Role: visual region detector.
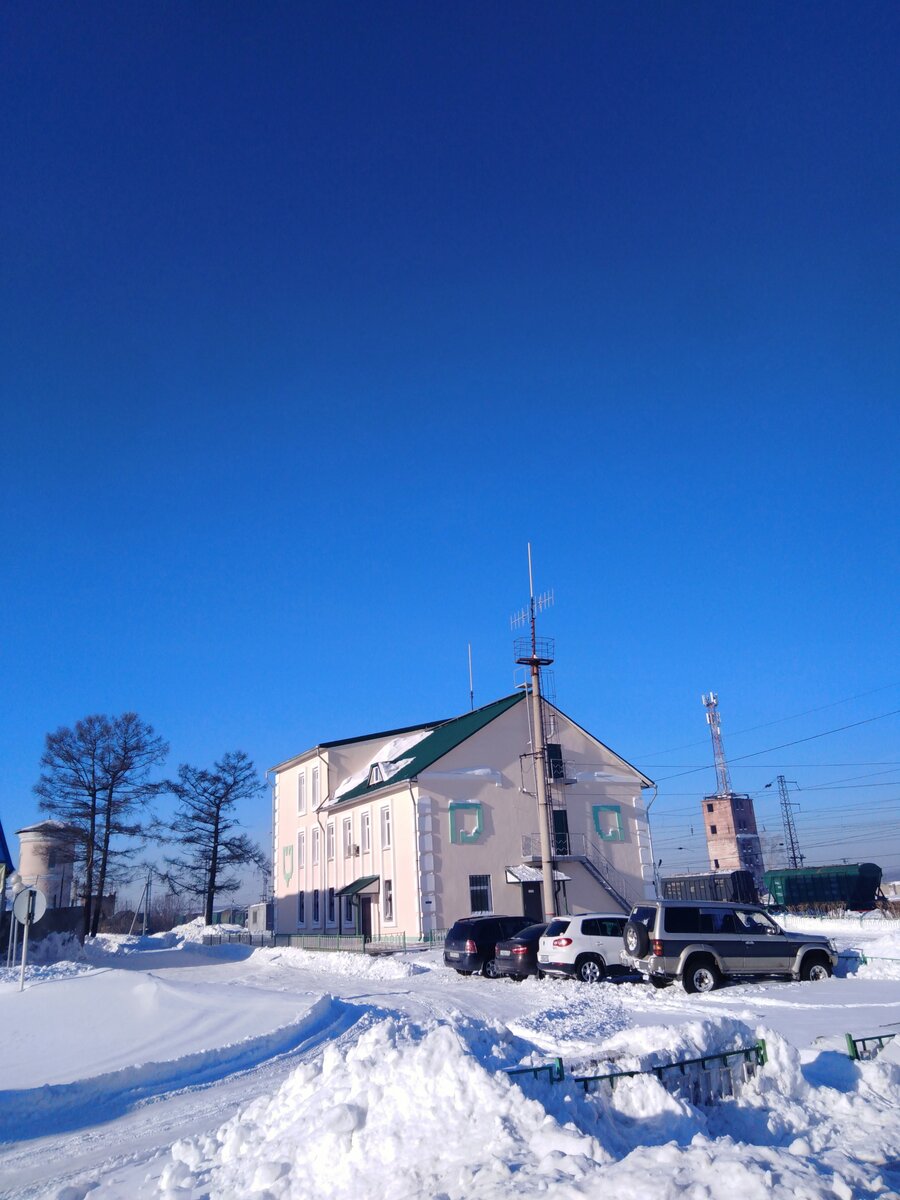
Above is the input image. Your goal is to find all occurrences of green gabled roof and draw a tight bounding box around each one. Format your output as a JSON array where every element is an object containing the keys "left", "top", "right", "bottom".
[{"left": 333, "top": 692, "right": 526, "bottom": 804}]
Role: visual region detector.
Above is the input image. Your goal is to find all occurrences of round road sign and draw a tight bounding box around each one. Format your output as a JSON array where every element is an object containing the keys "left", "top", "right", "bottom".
[{"left": 13, "top": 887, "right": 47, "bottom": 925}]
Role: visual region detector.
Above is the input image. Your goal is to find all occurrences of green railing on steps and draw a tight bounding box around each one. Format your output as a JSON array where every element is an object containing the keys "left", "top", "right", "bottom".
[{"left": 845, "top": 1031, "right": 897, "bottom": 1060}]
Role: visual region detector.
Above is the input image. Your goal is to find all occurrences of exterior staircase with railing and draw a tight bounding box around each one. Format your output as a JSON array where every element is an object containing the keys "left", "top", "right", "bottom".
[{"left": 521, "top": 832, "right": 638, "bottom": 913}]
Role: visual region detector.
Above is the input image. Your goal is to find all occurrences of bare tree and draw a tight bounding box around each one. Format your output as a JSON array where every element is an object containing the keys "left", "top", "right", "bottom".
[
  {"left": 161, "top": 751, "right": 266, "bottom": 925},
  {"left": 34, "top": 713, "right": 168, "bottom": 939}
]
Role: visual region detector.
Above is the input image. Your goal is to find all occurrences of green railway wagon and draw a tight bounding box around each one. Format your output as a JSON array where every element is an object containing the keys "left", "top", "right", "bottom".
[{"left": 763, "top": 863, "right": 882, "bottom": 911}]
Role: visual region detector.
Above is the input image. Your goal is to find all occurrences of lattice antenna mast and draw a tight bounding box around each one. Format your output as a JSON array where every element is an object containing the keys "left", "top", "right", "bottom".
[
  {"left": 702, "top": 692, "right": 732, "bottom": 797},
  {"left": 775, "top": 775, "right": 803, "bottom": 869}
]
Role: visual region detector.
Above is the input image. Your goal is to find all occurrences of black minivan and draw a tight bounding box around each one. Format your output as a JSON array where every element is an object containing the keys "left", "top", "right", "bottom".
[{"left": 443, "top": 914, "right": 532, "bottom": 976}]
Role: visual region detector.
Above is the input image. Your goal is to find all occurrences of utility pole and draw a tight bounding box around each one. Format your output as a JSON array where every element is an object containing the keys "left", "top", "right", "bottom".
[
  {"left": 772, "top": 775, "right": 803, "bottom": 869},
  {"left": 512, "top": 544, "right": 556, "bottom": 920}
]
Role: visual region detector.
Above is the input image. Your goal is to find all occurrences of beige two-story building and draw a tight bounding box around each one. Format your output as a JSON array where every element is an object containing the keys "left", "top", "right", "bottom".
[{"left": 271, "top": 692, "right": 655, "bottom": 941}]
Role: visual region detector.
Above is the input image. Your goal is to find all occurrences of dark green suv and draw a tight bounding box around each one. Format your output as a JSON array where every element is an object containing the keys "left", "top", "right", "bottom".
[{"left": 621, "top": 899, "right": 838, "bottom": 993}]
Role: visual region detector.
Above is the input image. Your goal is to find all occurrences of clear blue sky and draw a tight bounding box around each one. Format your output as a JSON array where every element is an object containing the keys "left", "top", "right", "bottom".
[{"left": 2, "top": 4, "right": 898, "bottom": 891}]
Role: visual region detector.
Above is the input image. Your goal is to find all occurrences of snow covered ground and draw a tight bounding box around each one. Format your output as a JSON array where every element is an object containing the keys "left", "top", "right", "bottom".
[{"left": 1, "top": 916, "right": 899, "bottom": 1199}]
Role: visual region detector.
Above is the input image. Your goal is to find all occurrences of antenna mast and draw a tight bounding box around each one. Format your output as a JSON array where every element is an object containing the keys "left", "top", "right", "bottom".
[
  {"left": 467, "top": 643, "right": 474, "bottom": 712},
  {"left": 702, "top": 692, "right": 732, "bottom": 796},
  {"left": 512, "top": 543, "right": 556, "bottom": 920}
]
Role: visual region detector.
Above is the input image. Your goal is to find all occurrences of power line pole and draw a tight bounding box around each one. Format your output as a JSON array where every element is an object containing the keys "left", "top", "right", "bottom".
[
  {"left": 774, "top": 775, "right": 804, "bottom": 869},
  {"left": 512, "top": 544, "right": 556, "bottom": 920}
]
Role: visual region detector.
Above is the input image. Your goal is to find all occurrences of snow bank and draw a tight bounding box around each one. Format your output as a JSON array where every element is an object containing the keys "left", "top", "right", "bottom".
[
  {"left": 254, "top": 944, "right": 430, "bottom": 981},
  {"left": 157, "top": 1013, "right": 900, "bottom": 1200}
]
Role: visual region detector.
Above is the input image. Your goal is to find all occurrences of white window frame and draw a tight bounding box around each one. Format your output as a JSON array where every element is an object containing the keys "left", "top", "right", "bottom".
[
  {"left": 297, "top": 889, "right": 305, "bottom": 926},
  {"left": 297, "top": 830, "right": 305, "bottom": 870},
  {"left": 327, "top": 886, "right": 336, "bottom": 925},
  {"left": 312, "top": 888, "right": 320, "bottom": 924},
  {"left": 361, "top": 812, "right": 371, "bottom": 854},
  {"left": 312, "top": 827, "right": 320, "bottom": 866},
  {"left": 327, "top": 822, "right": 335, "bottom": 862},
  {"left": 383, "top": 878, "right": 394, "bottom": 922},
  {"left": 343, "top": 818, "right": 353, "bottom": 858},
  {"left": 312, "top": 765, "right": 320, "bottom": 808},
  {"left": 297, "top": 771, "right": 306, "bottom": 815},
  {"left": 380, "top": 806, "right": 392, "bottom": 850}
]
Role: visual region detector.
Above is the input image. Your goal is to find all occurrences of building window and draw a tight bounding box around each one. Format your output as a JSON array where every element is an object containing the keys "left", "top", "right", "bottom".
[
  {"left": 298, "top": 772, "right": 306, "bottom": 814},
  {"left": 312, "top": 765, "right": 320, "bottom": 807},
  {"left": 313, "top": 888, "right": 320, "bottom": 923},
  {"left": 344, "top": 896, "right": 354, "bottom": 926},
  {"left": 328, "top": 887, "right": 336, "bottom": 923},
  {"left": 298, "top": 830, "right": 305, "bottom": 870},
  {"left": 361, "top": 812, "right": 371, "bottom": 853},
  {"left": 343, "top": 818, "right": 353, "bottom": 858},
  {"left": 706, "top": 803, "right": 714, "bottom": 813},
  {"left": 710, "top": 825, "right": 717, "bottom": 835},
  {"left": 312, "top": 827, "right": 320, "bottom": 865},
  {"left": 381, "top": 806, "right": 392, "bottom": 849},
  {"left": 713, "top": 859, "right": 720, "bottom": 869},
  {"left": 383, "top": 878, "right": 393, "bottom": 921},
  {"left": 469, "top": 874, "right": 492, "bottom": 914},
  {"left": 298, "top": 891, "right": 305, "bottom": 925},
  {"left": 327, "top": 822, "right": 335, "bottom": 861}
]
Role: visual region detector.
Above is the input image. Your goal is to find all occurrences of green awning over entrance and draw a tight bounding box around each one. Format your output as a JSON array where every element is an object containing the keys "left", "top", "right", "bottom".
[{"left": 335, "top": 875, "right": 380, "bottom": 898}]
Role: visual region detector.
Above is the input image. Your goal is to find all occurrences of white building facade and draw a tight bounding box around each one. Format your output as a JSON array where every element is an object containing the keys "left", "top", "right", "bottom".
[{"left": 271, "top": 693, "right": 655, "bottom": 941}]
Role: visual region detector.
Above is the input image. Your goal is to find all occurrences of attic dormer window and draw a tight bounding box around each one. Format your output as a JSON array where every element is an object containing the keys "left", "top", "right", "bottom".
[{"left": 369, "top": 764, "right": 383, "bottom": 785}]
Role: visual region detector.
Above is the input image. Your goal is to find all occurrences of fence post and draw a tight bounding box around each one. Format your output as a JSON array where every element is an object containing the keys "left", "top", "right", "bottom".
[{"left": 845, "top": 1033, "right": 859, "bottom": 1060}]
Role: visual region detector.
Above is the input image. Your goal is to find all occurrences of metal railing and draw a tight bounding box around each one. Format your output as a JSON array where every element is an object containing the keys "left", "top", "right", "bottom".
[
  {"left": 573, "top": 1041, "right": 768, "bottom": 1103},
  {"left": 845, "top": 1031, "right": 897, "bottom": 1060},
  {"left": 521, "top": 832, "right": 637, "bottom": 911},
  {"left": 500, "top": 1041, "right": 768, "bottom": 1107}
]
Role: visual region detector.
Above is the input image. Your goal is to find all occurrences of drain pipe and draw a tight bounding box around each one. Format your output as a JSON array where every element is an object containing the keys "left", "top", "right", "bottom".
[{"left": 408, "top": 779, "right": 423, "bottom": 941}]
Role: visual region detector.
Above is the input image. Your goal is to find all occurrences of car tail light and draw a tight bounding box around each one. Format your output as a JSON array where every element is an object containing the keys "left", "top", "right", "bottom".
[
  {"left": 464, "top": 939, "right": 477, "bottom": 953},
  {"left": 553, "top": 937, "right": 573, "bottom": 947},
  {"left": 511, "top": 945, "right": 528, "bottom": 956},
  {"left": 652, "top": 940, "right": 664, "bottom": 957}
]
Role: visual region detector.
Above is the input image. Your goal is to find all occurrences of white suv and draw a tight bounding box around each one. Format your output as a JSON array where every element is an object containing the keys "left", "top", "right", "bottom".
[{"left": 537, "top": 912, "right": 628, "bottom": 982}]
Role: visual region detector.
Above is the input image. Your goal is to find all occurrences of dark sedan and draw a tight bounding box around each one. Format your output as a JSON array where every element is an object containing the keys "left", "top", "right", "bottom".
[{"left": 493, "top": 923, "right": 549, "bottom": 980}]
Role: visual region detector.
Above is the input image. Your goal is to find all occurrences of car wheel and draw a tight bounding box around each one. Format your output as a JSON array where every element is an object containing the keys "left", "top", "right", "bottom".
[
  {"left": 648, "top": 976, "right": 672, "bottom": 989},
  {"left": 623, "top": 920, "right": 649, "bottom": 957},
  {"left": 682, "top": 957, "right": 720, "bottom": 994},
  {"left": 801, "top": 955, "right": 832, "bottom": 982},
  {"left": 482, "top": 957, "right": 501, "bottom": 979},
  {"left": 576, "top": 955, "right": 606, "bottom": 984}
]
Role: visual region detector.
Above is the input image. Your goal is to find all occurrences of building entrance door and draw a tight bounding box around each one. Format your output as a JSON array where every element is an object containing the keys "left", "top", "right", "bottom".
[
  {"left": 553, "top": 809, "right": 570, "bottom": 855},
  {"left": 522, "top": 881, "right": 543, "bottom": 922},
  {"left": 359, "top": 896, "right": 373, "bottom": 940}
]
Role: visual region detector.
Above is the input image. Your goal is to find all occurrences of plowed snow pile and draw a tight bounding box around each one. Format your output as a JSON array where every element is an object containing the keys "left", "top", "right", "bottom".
[{"left": 158, "top": 1013, "right": 900, "bottom": 1199}]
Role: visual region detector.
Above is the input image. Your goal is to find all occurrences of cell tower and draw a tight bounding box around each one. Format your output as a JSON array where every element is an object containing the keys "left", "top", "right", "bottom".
[
  {"left": 511, "top": 544, "right": 556, "bottom": 920},
  {"left": 702, "top": 692, "right": 732, "bottom": 796},
  {"left": 699, "top": 693, "right": 766, "bottom": 889}
]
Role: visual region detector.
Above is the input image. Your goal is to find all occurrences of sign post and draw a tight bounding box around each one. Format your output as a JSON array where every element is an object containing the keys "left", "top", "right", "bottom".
[{"left": 13, "top": 887, "right": 47, "bottom": 992}]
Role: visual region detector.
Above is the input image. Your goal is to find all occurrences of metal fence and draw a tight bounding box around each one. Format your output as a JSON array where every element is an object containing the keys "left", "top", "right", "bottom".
[
  {"left": 200, "top": 928, "right": 449, "bottom": 953},
  {"left": 502, "top": 1041, "right": 768, "bottom": 1107}
]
